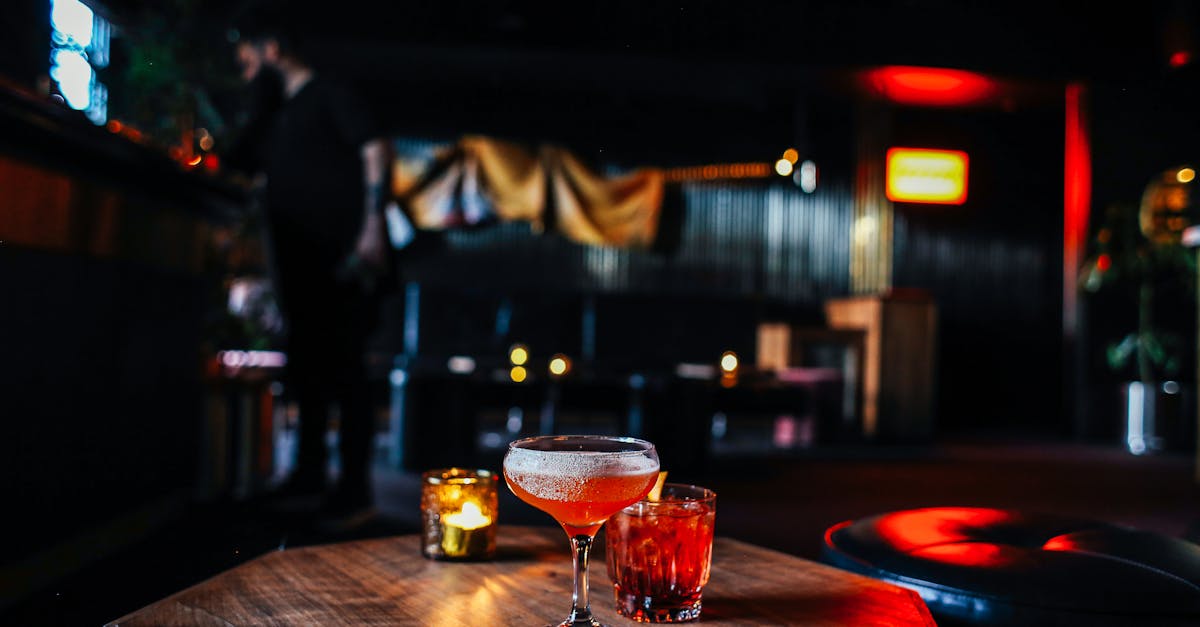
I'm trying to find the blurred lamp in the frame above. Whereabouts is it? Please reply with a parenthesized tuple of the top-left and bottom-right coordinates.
(549, 354, 571, 377)
(509, 344, 529, 366)
(448, 356, 476, 374)
(795, 160, 818, 193)
(720, 351, 739, 373)
(1141, 164, 1196, 245)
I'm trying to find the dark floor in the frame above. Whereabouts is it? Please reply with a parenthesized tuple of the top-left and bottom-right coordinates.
(5, 437, 1200, 626)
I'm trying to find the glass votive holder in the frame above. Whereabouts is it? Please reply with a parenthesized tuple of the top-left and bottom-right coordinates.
(421, 468, 498, 560)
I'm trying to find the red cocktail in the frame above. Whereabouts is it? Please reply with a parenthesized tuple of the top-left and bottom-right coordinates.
(605, 484, 717, 623)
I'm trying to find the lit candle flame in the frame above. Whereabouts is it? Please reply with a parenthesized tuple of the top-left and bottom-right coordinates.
(444, 501, 491, 530)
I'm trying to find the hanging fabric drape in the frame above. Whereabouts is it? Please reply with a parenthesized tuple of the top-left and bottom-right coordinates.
(398, 135, 665, 248)
(545, 145, 664, 248)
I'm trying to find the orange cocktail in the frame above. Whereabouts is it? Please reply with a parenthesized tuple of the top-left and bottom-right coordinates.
(504, 435, 660, 627)
(504, 468, 660, 536)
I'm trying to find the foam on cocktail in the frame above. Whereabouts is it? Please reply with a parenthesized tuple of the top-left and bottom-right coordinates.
(504, 448, 660, 502)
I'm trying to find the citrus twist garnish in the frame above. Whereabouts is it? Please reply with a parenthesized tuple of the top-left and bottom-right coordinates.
(647, 471, 668, 501)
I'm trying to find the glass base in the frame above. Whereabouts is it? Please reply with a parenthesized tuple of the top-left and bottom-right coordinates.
(554, 604, 604, 627)
(554, 619, 603, 627)
(615, 589, 703, 623)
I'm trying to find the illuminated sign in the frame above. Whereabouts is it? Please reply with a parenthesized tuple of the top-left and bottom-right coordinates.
(885, 148, 968, 205)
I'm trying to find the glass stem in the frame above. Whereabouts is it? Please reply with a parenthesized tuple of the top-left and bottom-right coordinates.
(566, 534, 595, 626)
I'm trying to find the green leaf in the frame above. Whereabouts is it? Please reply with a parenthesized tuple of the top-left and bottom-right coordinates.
(1106, 334, 1137, 370)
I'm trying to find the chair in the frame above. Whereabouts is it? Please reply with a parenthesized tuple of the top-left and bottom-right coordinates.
(821, 507, 1200, 626)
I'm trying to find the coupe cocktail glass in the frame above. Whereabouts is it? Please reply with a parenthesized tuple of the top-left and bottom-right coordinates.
(504, 435, 661, 627)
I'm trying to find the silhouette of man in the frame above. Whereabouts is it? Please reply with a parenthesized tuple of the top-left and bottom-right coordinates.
(233, 9, 389, 520)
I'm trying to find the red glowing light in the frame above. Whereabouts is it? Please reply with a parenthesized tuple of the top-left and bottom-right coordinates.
(203, 153, 220, 172)
(824, 520, 853, 548)
(873, 508, 1010, 552)
(1064, 82, 1092, 337)
(865, 66, 996, 107)
(1042, 535, 1077, 551)
(1170, 51, 1192, 68)
(912, 542, 1022, 567)
(1096, 253, 1111, 271)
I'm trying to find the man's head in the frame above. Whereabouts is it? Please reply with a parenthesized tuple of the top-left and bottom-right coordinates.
(232, 3, 308, 80)
(235, 40, 264, 83)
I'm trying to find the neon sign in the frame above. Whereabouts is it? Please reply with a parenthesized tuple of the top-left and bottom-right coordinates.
(885, 148, 969, 205)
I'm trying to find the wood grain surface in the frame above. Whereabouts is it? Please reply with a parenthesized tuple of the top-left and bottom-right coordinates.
(107, 525, 934, 626)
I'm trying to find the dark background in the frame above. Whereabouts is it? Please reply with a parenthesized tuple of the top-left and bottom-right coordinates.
(10, 0, 1196, 435)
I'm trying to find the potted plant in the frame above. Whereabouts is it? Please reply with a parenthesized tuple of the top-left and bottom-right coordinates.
(109, 0, 242, 159)
(1080, 167, 1196, 454)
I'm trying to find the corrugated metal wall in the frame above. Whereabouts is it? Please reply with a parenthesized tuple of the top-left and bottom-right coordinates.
(407, 180, 854, 306)
(893, 216, 1051, 324)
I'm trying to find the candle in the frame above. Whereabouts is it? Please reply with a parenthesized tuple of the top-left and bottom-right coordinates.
(445, 501, 491, 529)
(440, 501, 493, 557)
(421, 468, 498, 560)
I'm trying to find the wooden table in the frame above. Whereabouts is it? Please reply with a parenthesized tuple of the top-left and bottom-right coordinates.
(107, 525, 935, 626)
